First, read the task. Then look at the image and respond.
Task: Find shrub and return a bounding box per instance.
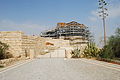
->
[71,48,81,58]
[5,52,13,59]
[83,43,99,58]
[0,41,13,60]
[99,28,120,59]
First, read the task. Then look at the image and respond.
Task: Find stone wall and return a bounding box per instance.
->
[0,31,88,59]
[45,37,88,54]
[0,57,26,67]
[0,31,23,57]
[45,38,70,48]
[0,31,46,59]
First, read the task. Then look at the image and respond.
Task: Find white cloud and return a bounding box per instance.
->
[89,17,97,22]
[0,20,49,35]
[88,10,98,22]
[88,0,120,46]
[108,3,120,18]
[0,20,16,27]
[89,0,120,20]
[91,11,98,17]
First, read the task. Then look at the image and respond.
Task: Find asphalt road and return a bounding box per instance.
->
[0,58,120,80]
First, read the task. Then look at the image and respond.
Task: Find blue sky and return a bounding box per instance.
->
[0,0,120,46]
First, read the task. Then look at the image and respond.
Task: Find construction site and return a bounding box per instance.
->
[0,21,90,61]
[41,21,89,48]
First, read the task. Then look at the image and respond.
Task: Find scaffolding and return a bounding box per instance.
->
[41,21,89,40]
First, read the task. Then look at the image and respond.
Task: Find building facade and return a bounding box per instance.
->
[41,21,89,47]
[41,21,89,39]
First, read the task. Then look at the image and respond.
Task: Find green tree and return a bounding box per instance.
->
[0,41,13,60]
[99,28,120,59]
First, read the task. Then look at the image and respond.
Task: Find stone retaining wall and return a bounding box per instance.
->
[0,57,27,67]
[0,31,46,59]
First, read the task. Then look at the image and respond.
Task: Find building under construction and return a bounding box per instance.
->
[41,21,89,54]
[41,21,89,40]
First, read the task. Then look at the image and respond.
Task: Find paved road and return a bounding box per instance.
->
[40,48,66,58]
[0,58,120,80]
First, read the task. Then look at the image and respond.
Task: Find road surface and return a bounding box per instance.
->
[0,58,120,80]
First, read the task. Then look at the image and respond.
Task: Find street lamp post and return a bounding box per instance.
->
[98,0,108,45]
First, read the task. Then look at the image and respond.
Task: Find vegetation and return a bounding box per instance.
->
[71,28,96,58]
[82,27,100,58]
[69,27,120,62]
[71,48,81,58]
[0,41,13,60]
[83,43,99,58]
[99,28,120,59]
[82,27,120,62]
[0,65,4,68]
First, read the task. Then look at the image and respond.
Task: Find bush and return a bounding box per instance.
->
[99,45,114,59]
[99,28,120,59]
[83,43,99,58]
[71,48,81,58]
[5,52,13,59]
[0,41,13,60]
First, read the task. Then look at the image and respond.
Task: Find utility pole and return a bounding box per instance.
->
[98,0,108,45]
